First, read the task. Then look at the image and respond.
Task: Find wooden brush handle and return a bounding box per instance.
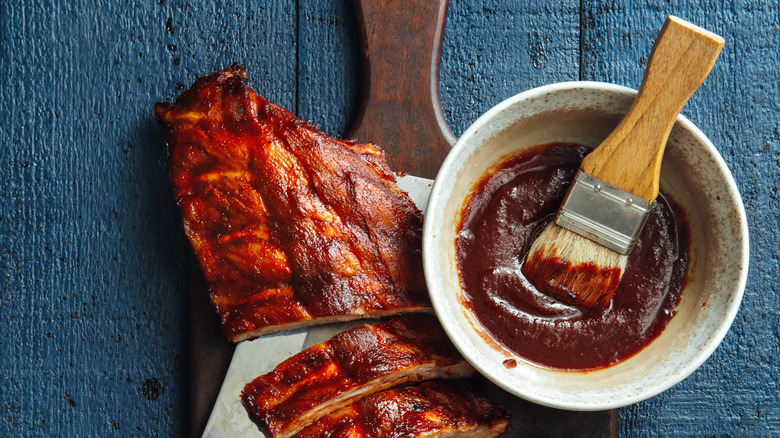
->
[347,0,456,179]
[581,16,724,201]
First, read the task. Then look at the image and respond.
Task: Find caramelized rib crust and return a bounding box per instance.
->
[155,65,430,341]
[296,381,511,438]
[241,314,476,438]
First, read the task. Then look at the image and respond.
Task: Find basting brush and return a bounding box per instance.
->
[522,16,724,309]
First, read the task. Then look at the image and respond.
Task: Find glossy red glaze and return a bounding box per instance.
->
[155,65,430,341]
[295,380,510,438]
[456,143,689,370]
[241,314,474,438]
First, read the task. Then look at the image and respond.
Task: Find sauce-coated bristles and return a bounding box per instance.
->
[522,222,627,309]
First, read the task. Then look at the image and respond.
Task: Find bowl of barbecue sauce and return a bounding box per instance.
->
[423,82,748,410]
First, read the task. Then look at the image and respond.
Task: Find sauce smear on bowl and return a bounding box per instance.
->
[456,142,689,370]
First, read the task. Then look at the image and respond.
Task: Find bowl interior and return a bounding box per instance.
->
[423,82,748,410]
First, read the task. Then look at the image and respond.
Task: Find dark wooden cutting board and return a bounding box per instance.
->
[187,0,616,436]
[346,0,455,178]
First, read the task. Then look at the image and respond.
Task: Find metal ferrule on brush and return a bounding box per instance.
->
[555,171,655,255]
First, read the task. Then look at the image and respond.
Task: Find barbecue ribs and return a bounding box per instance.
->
[155,65,430,341]
[296,380,511,438]
[240,314,476,438]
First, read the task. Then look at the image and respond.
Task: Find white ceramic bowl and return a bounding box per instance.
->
[423,82,748,410]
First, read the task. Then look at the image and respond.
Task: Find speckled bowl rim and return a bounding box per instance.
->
[422,81,749,411]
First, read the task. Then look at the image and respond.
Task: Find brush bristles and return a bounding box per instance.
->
[522,223,627,309]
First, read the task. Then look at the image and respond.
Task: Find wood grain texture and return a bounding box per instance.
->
[440,0,581,136]
[346,0,455,179]
[297,0,360,137]
[1,0,778,436]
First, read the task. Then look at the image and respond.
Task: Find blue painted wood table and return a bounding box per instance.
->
[1,0,778,436]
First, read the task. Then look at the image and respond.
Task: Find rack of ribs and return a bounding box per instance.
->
[240,314,477,438]
[155,65,430,341]
[296,380,511,438]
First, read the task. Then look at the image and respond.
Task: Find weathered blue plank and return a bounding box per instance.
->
[581,1,780,435]
[296,0,359,137]
[2,0,779,435]
[0,0,296,435]
[296,0,582,139]
[441,0,581,136]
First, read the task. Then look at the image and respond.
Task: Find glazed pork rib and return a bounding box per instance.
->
[241,314,476,438]
[295,380,511,438]
[155,65,430,341]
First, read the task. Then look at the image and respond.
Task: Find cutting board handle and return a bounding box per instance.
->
[347,0,456,179]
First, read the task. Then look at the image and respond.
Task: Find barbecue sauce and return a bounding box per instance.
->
[456,143,689,370]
